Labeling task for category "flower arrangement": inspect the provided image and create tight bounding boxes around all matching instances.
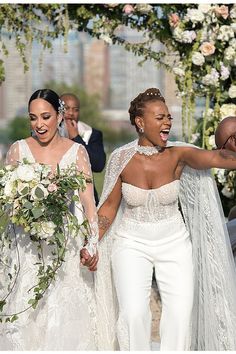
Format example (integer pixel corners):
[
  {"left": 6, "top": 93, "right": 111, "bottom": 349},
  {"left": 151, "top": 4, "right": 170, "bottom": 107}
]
[
  {"left": 73, "top": 3, "right": 236, "bottom": 215},
  {"left": 0, "top": 160, "right": 91, "bottom": 322}
]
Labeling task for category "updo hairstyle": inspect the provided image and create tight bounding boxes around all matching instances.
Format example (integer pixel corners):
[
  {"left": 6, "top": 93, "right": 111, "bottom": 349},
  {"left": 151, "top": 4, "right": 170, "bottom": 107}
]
[
  {"left": 128, "top": 88, "right": 165, "bottom": 131},
  {"left": 28, "top": 89, "right": 62, "bottom": 114}
]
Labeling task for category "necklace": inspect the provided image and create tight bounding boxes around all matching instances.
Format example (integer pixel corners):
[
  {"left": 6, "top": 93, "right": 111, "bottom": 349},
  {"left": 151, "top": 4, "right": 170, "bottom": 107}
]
[{"left": 135, "top": 144, "right": 163, "bottom": 156}]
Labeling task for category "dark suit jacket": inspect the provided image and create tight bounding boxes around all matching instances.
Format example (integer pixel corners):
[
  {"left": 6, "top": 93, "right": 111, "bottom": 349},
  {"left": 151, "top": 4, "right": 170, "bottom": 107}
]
[{"left": 72, "top": 128, "right": 106, "bottom": 205}]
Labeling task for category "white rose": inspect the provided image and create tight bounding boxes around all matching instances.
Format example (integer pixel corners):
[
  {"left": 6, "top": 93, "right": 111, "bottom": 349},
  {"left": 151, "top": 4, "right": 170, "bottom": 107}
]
[
  {"left": 4, "top": 180, "right": 17, "bottom": 199},
  {"left": 31, "top": 184, "right": 49, "bottom": 200},
  {"left": 185, "top": 8, "right": 205, "bottom": 23},
  {"left": 221, "top": 186, "right": 234, "bottom": 199},
  {"left": 220, "top": 64, "right": 230, "bottom": 80},
  {"left": 16, "top": 165, "right": 37, "bottom": 182},
  {"left": 220, "top": 104, "right": 236, "bottom": 120},
  {"left": 38, "top": 221, "right": 56, "bottom": 238},
  {"left": 182, "top": 30, "right": 196, "bottom": 43},
  {"left": 192, "top": 52, "right": 205, "bottom": 66},
  {"left": 217, "top": 25, "right": 234, "bottom": 41},
  {"left": 229, "top": 38, "right": 236, "bottom": 49},
  {"left": 134, "top": 4, "right": 153, "bottom": 14},
  {"left": 198, "top": 4, "right": 212, "bottom": 14},
  {"left": 224, "top": 46, "right": 235, "bottom": 61},
  {"left": 230, "top": 4, "right": 236, "bottom": 19},
  {"left": 229, "top": 85, "right": 236, "bottom": 99},
  {"left": 173, "top": 67, "right": 185, "bottom": 77},
  {"left": 231, "top": 23, "right": 236, "bottom": 33},
  {"left": 202, "top": 68, "right": 219, "bottom": 86},
  {"left": 215, "top": 168, "right": 226, "bottom": 184}
]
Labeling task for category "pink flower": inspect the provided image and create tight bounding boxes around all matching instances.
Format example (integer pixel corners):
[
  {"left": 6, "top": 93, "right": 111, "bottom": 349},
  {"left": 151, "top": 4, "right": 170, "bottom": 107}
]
[
  {"left": 200, "top": 42, "right": 216, "bottom": 56},
  {"left": 123, "top": 4, "right": 134, "bottom": 15},
  {"left": 48, "top": 183, "right": 58, "bottom": 192},
  {"left": 215, "top": 5, "right": 229, "bottom": 20},
  {"left": 169, "top": 13, "right": 180, "bottom": 28}
]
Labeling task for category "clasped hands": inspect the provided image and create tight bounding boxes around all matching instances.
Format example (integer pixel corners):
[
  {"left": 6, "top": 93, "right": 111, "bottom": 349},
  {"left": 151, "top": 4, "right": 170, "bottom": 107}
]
[{"left": 80, "top": 247, "right": 99, "bottom": 272}]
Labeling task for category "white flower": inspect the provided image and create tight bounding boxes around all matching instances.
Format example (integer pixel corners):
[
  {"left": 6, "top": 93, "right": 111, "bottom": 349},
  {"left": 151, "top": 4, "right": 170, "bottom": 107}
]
[
  {"left": 220, "top": 104, "right": 236, "bottom": 120},
  {"left": 217, "top": 25, "right": 234, "bottom": 42},
  {"left": 216, "top": 169, "right": 226, "bottom": 184},
  {"left": 229, "top": 38, "right": 236, "bottom": 49},
  {"left": 16, "top": 165, "right": 37, "bottom": 182},
  {"left": 198, "top": 4, "right": 212, "bottom": 14},
  {"left": 190, "top": 132, "right": 200, "bottom": 144},
  {"left": 182, "top": 30, "right": 196, "bottom": 43},
  {"left": 134, "top": 4, "right": 152, "bottom": 14},
  {"left": 221, "top": 186, "right": 234, "bottom": 198},
  {"left": 230, "top": 4, "right": 236, "bottom": 19},
  {"left": 224, "top": 46, "right": 235, "bottom": 61},
  {"left": 208, "top": 135, "right": 216, "bottom": 148},
  {"left": 173, "top": 66, "right": 185, "bottom": 77},
  {"left": 192, "top": 52, "right": 205, "bottom": 66},
  {"left": 229, "top": 85, "right": 236, "bottom": 99},
  {"left": 4, "top": 180, "right": 17, "bottom": 199},
  {"left": 31, "top": 184, "right": 49, "bottom": 200},
  {"left": 231, "top": 23, "right": 236, "bottom": 33},
  {"left": 100, "top": 33, "right": 112, "bottom": 45},
  {"left": 31, "top": 221, "right": 56, "bottom": 238},
  {"left": 185, "top": 8, "right": 205, "bottom": 23},
  {"left": 220, "top": 64, "right": 230, "bottom": 80},
  {"left": 202, "top": 68, "right": 219, "bottom": 87}
]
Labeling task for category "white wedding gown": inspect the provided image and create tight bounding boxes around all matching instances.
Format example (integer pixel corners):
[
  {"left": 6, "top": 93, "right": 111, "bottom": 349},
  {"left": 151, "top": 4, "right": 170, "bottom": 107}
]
[{"left": 1, "top": 139, "right": 98, "bottom": 350}]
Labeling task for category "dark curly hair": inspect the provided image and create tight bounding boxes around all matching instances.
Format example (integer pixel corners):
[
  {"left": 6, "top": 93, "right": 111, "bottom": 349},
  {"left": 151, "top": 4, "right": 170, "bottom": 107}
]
[{"left": 128, "top": 88, "right": 165, "bottom": 131}]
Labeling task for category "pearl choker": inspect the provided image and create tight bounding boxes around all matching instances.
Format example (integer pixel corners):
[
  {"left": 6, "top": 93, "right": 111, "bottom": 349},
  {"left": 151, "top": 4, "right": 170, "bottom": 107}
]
[{"left": 135, "top": 144, "right": 163, "bottom": 156}]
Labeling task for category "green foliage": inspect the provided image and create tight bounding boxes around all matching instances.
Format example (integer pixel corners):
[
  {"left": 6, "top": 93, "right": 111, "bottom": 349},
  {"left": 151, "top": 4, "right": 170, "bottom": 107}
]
[
  {"left": 7, "top": 116, "right": 30, "bottom": 142},
  {"left": 0, "top": 4, "right": 69, "bottom": 83}
]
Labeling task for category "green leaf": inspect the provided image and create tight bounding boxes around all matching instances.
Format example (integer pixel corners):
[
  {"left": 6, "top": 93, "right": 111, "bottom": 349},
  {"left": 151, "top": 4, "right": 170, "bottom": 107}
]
[
  {"left": 32, "top": 208, "right": 43, "bottom": 219},
  {"left": 0, "top": 300, "right": 6, "bottom": 312},
  {"left": 10, "top": 314, "right": 18, "bottom": 322},
  {"left": 35, "top": 187, "right": 44, "bottom": 199},
  {"left": 23, "top": 201, "right": 33, "bottom": 209},
  {"left": 0, "top": 213, "right": 9, "bottom": 233}
]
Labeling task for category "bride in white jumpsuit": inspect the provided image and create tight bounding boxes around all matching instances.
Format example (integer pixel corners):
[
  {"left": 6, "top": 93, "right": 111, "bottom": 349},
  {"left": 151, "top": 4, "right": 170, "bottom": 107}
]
[{"left": 95, "top": 88, "right": 236, "bottom": 351}]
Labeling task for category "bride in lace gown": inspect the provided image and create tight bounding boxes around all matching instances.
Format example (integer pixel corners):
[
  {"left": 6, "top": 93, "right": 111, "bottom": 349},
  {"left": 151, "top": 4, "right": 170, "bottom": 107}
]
[
  {"left": 95, "top": 88, "right": 236, "bottom": 351},
  {"left": 1, "top": 89, "right": 99, "bottom": 350}
]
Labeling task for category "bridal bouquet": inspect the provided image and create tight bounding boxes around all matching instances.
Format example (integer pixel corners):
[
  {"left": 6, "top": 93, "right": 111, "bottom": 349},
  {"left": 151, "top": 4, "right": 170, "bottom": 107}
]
[{"left": 0, "top": 160, "right": 91, "bottom": 322}]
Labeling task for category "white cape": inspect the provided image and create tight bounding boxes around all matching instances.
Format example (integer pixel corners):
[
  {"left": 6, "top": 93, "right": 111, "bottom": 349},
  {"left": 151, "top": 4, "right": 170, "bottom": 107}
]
[{"left": 95, "top": 139, "right": 236, "bottom": 350}]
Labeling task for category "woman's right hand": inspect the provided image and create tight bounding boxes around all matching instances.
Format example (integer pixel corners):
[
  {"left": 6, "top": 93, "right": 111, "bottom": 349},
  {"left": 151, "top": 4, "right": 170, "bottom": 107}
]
[{"left": 80, "top": 247, "right": 99, "bottom": 271}]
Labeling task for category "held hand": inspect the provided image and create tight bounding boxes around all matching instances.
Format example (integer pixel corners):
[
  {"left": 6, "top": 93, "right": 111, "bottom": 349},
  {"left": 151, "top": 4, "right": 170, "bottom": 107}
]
[
  {"left": 80, "top": 248, "right": 99, "bottom": 272},
  {"left": 65, "top": 119, "right": 79, "bottom": 140}
]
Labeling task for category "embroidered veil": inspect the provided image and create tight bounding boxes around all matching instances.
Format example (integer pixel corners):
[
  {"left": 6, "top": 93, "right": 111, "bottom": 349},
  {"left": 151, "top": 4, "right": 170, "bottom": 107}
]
[{"left": 95, "top": 139, "right": 236, "bottom": 350}]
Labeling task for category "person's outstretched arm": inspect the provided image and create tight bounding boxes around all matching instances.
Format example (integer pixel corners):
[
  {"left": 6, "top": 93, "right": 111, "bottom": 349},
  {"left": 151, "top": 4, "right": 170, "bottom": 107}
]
[{"left": 178, "top": 146, "right": 236, "bottom": 170}]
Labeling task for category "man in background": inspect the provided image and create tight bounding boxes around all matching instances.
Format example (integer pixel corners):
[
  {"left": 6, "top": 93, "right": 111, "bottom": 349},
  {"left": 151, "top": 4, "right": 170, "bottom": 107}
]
[{"left": 60, "top": 93, "right": 106, "bottom": 205}]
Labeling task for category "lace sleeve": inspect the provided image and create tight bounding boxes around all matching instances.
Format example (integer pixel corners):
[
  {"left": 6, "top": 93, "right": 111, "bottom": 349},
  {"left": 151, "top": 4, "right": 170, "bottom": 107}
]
[
  {"left": 76, "top": 144, "right": 98, "bottom": 256},
  {"left": 5, "top": 142, "right": 19, "bottom": 165}
]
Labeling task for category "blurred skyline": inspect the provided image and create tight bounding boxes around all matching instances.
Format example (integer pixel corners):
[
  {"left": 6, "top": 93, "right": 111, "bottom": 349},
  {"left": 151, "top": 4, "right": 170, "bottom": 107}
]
[{"left": 0, "top": 27, "right": 184, "bottom": 138}]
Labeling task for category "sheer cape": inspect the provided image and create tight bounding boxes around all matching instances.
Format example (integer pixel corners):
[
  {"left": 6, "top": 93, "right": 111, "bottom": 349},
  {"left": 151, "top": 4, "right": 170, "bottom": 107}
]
[{"left": 95, "top": 139, "right": 236, "bottom": 350}]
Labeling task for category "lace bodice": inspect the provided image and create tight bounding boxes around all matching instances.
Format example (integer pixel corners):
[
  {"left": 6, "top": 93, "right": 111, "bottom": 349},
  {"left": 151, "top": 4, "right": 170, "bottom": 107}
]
[
  {"left": 121, "top": 180, "right": 181, "bottom": 222},
  {"left": 6, "top": 139, "right": 99, "bottom": 255}
]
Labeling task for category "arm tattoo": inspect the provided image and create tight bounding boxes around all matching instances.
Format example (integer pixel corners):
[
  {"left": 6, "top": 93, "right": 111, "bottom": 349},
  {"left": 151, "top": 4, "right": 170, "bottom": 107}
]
[
  {"left": 219, "top": 149, "right": 236, "bottom": 161},
  {"left": 98, "top": 215, "right": 111, "bottom": 231}
]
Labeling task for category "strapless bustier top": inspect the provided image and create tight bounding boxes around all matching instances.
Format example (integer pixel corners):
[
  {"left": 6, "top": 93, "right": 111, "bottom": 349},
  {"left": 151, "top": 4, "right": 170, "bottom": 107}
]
[{"left": 121, "top": 180, "right": 181, "bottom": 222}]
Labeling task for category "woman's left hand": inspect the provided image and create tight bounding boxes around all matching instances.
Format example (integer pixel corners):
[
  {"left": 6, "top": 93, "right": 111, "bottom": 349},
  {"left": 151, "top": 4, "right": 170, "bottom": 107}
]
[{"left": 80, "top": 248, "right": 99, "bottom": 271}]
